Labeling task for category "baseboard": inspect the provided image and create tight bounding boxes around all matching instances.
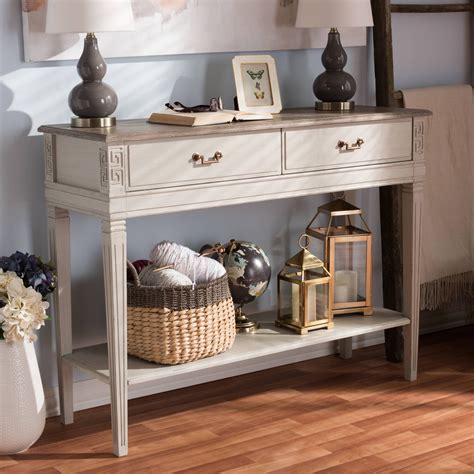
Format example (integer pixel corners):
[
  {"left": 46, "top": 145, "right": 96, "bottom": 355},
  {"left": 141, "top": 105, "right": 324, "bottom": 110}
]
[
  {"left": 44, "top": 313, "right": 471, "bottom": 418},
  {"left": 419, "top": 310, "right": 471, "bottom": 334}
]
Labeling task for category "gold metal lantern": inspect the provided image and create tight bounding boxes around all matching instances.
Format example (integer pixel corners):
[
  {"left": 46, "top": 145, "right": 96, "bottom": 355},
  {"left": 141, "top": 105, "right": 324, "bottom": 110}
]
[
  {"left": 306, "top": 199, "right": 373, "bottom": 317},
  {"left": 276, "top": 234, "right": 332, "bottom": 335}
]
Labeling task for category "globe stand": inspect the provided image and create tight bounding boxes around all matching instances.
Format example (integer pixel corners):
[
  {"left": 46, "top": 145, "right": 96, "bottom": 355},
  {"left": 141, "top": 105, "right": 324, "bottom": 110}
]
[{"left": 235, "top": 306, "right": 259, "bottom": 334}]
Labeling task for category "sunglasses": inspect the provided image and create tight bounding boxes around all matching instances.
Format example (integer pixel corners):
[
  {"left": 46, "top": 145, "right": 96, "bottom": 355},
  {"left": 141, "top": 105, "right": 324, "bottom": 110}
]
[{"left": 165, "top": 97, "right": 223, "bottom": 113}]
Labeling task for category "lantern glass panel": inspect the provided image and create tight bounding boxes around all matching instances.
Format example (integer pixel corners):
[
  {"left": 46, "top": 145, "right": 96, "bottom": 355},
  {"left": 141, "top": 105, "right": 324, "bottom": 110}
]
[
  {"left": 290, "top": 281, "right": 301, "bottom": 324},
  {"left": 315, "top": 283, "right": 329, "bottom": 322},
  {"left": 333, "top": 240, "right": 367, "bottom": 303},
  {"left": 305, "top": 284, "right": 317, "bottom": 323},
  {"left": 303, "top": 270, "right": 329, "bottom": 323},
  {"left": 312, "top": 235, "right": 326, "bottom": 257}
]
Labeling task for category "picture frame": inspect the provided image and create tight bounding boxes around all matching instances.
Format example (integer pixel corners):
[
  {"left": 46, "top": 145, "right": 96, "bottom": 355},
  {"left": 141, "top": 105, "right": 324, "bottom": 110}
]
[{"left": 232, "top": 55, "right": 282, "bottom": 114}]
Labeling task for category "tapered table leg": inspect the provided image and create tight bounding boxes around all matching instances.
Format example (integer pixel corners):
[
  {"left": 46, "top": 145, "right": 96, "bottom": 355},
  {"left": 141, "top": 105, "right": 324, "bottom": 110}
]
[
  {"left": 48, "top": 206, "right": 74, "bottom": 425},
  {"left": 102, "top": 219, "right": 128, "bottom": 457},
  {"left": 402, "top": 182, "right": 424, "bottom": 381}
]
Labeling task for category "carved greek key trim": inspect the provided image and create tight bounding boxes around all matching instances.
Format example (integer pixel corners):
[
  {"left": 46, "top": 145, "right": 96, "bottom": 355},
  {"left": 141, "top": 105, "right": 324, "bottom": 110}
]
[
  {"left": 100, "top": 146, "right": 126, "bottom": 194},
  {"left": 44, "top": 134, "right": 56, "bottom": 182},
  {"left": 413, "top": 119, "right": 424, "bottom": 156}
]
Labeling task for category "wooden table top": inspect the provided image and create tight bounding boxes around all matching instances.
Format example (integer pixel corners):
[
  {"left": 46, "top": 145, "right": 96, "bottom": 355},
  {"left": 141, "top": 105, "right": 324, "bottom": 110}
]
[{"left": 38, "top": 106, "right": 432, "bottom": 144}]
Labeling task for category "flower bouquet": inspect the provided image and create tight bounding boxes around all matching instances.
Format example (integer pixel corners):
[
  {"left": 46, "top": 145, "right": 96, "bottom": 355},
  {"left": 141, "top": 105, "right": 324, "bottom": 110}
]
[
  {"left": 0, "top": 251, "right": 56, "bottom": 454},
  {"left": 0, "top": 251, "right": 55, "bottom": 342}
]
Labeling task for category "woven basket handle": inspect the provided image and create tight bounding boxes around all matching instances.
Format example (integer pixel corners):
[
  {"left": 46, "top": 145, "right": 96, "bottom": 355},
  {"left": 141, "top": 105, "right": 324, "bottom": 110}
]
[{"left": 127, "top": 260, "right": 141, "bottom": 287}]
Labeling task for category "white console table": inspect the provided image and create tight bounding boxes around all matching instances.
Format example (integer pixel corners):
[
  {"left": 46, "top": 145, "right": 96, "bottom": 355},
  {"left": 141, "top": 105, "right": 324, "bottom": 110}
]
[{"left": 40, "top": 107, "right": 430, "bottom": 457}]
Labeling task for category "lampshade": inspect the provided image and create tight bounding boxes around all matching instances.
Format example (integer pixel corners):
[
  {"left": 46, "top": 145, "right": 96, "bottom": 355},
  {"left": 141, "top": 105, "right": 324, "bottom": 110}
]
[
  {"left": 46, "top": 0, "right": 135, "bottom": 34},
  {"left": 296, "top": 0, "right": 373, "bottom": 28}
]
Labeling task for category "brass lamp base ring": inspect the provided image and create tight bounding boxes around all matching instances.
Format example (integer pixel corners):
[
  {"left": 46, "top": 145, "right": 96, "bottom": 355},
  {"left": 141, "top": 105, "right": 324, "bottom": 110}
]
[
  {"left": 315, "top": 101, "right": 354, "bottom": 111},
  {"left": 71, "top": 116, "right": 116, "bottom": 128}
]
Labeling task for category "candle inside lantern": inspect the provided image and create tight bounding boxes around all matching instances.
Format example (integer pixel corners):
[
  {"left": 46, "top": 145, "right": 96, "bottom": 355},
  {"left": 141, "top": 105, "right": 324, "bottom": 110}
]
[
  {"left": 307, "top": 285, "right": 317, "bottom": 322},
  {"left": 291, "top": 284, "right": 300, "bottom": 322},
  {"left": 334, "top": 270, "right": 358, "bottom": 303}
]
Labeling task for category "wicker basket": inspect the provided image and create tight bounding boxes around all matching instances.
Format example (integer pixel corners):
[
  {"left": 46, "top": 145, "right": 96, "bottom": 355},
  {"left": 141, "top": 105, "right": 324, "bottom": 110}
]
[{"left": 127, "top": 262, "right": 236, "bottom": 365}]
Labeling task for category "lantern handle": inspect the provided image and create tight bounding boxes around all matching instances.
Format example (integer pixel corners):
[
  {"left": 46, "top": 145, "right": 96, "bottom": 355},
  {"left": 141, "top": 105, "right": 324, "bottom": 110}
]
[{"left": 298, "top": 233, "right": 311, "bottom": 249}]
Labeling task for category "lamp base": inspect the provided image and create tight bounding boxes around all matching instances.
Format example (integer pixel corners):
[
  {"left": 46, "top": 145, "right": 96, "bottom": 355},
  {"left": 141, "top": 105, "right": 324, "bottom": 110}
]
[
  {"left": 71, "top": 117, "right": 116, "bottom": 128},
  {"left": 315, "top": 101, "right": 354, "bottom": 112}
]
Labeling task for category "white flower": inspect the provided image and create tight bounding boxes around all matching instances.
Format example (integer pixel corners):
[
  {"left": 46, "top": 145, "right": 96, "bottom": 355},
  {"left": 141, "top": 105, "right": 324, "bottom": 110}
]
[
  {"left": 0, "top": 274, "right": 49, "bottom": 343},
  {"left": 0, "top": 269, "right": 18, "bottom": 292}
]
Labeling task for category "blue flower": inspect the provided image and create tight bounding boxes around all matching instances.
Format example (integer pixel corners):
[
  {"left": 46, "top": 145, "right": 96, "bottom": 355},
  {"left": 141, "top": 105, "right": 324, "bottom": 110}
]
[{"left": 0, "top": 251, "right": 56, "bottom": 299}]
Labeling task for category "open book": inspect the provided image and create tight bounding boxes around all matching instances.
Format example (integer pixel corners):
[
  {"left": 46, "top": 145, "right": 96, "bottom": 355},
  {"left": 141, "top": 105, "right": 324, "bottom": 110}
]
[{"left": 148, "top": 109, "right": 273, "bottom": 127}]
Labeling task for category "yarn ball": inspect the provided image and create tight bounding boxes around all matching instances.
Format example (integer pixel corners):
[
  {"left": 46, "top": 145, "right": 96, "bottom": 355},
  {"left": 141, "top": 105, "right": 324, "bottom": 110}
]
[
  {"left": 133, "top": 259, "right": 151, "bottom": 274},
  {"left": 150, "top": 241, "right": 226, "bottom": 284},
  {"left": 127, "top": 259, "right": 151, "bottom": 283},
  {"left": 199, "top": 244, "right": 225, "bottom": 265},
  {"left": 139, "top": 264, "right": 193, "bottom": 287}
]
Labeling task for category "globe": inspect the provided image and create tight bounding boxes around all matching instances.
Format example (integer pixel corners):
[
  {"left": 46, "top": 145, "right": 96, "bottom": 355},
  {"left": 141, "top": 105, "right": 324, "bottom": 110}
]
[{"left": 223, "top": 240, "right": 271, "bottom": 306}]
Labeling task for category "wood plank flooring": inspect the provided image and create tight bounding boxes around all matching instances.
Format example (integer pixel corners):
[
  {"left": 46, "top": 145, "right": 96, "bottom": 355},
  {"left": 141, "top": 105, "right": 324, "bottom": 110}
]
[{"left": 1, "top": 326, "right": 473, "bottom": 473}]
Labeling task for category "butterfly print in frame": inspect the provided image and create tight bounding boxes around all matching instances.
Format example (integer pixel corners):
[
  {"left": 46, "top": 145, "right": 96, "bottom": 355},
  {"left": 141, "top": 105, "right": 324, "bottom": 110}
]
[{"left": 247, "top": 70, "right": 265, "bottom": 80}]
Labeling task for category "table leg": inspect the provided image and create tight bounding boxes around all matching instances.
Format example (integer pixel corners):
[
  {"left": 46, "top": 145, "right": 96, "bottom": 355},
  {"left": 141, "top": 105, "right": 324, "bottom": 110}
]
[
  {"left": 102, "top": 219, "right": 128, "bottom": 457},
  {"left": 339, "top": 337, "right": 353, "bottom": 360},
  {"left": 402, "top": 182, "right": 423, "bottom": 381},
  {"left": 47, "top": 206, "right": 74, "bottom": 425}
]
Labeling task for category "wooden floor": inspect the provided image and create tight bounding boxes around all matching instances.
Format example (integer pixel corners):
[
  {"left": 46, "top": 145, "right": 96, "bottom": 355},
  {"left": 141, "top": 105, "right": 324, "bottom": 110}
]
[{"left": 1, "top": 326, "right": 473, "bottom": 473}]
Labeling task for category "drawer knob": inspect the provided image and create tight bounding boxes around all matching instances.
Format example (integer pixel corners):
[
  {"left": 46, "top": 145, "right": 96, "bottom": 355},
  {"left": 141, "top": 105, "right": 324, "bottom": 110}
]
[
  {"left": 192, "top": 151, "right": 223, "bottom": 165},
  {"left": 337, "top": 138, "right": 365, "bottom": 151}
]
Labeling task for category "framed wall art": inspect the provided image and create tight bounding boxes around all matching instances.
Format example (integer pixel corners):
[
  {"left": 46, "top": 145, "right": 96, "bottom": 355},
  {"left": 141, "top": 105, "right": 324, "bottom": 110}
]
[
  {"left": 232, "top": 55, "right": 282, "bottom": 114},
  {"left": 21, "top": 0, "right": 367, "bottom": 62}
]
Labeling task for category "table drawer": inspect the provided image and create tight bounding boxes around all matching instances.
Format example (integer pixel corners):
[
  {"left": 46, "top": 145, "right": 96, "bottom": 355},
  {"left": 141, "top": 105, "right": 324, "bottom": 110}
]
[
  {"left": 128, "top": 131, "right": 282, "bottom": 190},
  {"left": 284, "top": 119, "right": 412, "bottom": 174}
]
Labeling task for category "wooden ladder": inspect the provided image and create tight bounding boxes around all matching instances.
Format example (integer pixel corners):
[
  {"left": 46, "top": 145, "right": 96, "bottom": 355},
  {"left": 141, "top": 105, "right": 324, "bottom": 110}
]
[{"left": 370, "top": 1, "right": 473, "bottom": 361}]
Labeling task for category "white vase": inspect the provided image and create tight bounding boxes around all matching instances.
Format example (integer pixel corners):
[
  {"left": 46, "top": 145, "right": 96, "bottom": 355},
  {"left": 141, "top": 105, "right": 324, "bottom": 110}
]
[{"left": 0, "top": 339, "right": 46, "bottom": 454}]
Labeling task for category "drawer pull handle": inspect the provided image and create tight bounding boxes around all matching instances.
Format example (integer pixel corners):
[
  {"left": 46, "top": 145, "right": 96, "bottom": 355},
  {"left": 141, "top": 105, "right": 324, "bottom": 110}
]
[
  {"left": 337, "top": 138, "right": 365, "bottom": 151},
  {"left": 192, "top": 151, "right": 223, "bottom": 165}
]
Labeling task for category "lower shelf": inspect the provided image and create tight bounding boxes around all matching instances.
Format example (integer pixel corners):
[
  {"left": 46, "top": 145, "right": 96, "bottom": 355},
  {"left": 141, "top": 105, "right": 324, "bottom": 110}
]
[{"left": 65, "top": 308, "right": 409, "bottom": 387}]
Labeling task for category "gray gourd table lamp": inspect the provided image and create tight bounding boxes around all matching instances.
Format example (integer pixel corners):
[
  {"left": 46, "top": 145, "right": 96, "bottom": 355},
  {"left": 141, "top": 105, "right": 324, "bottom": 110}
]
[
  {"left": 46, "top": 0, "right": 134, "bottom": 128},
  {"left": 296, "top": 0, "right": 373, "bottom": 111}
]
